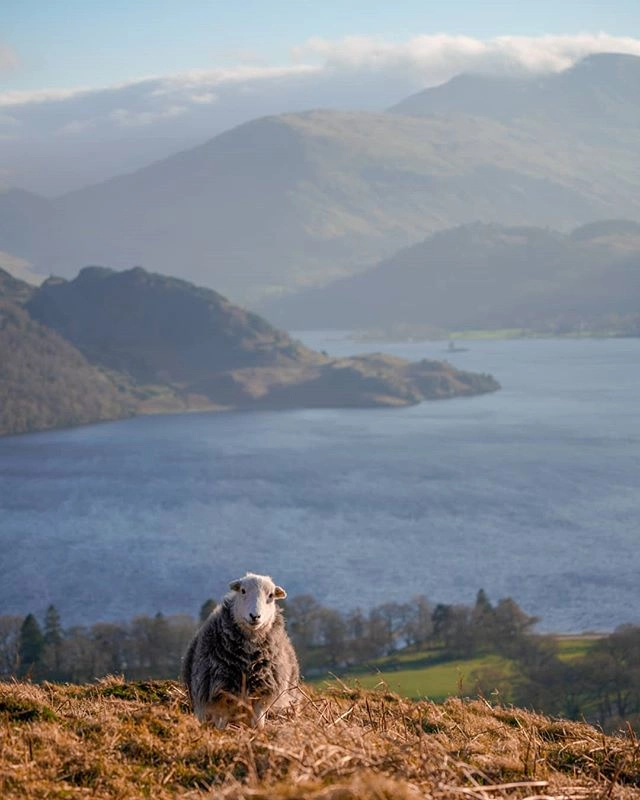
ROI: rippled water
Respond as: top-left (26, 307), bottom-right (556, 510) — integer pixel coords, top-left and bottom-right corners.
top-left (1, 335), bottom-right (639, 632)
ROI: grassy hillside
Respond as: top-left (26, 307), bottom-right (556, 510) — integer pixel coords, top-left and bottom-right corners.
top-left (2, 678), bottom-right (639, 799)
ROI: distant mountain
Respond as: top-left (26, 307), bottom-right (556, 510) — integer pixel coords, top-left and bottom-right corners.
top-left (2, 54), bottom-right (640, 307)
top-left (0, 265), bottom-right (497, 436)
top-left (389, 53), bottom-right (640, 128)
top-left (262, 220), bottom-right (640, 333)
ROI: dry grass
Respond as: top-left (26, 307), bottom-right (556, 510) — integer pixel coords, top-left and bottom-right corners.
top-left (1, 678), bottom-right (639, 800)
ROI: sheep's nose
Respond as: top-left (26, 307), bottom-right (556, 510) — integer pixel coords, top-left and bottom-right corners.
top-left (249, 613), bottom-right (261, 622)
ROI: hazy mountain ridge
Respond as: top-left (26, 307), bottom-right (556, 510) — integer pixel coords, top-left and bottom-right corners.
top-left (1, 54), bottom-right (639, 306)
top-left (263, 220), bottom-right (640, 332)
top-left (389, 52), bottom-right (640, 127)
top-left (0, 265), bottom-right (498, 436)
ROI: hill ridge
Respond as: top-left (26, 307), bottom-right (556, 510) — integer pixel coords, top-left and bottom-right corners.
top-left (2, 678), bottom-right (639, 799)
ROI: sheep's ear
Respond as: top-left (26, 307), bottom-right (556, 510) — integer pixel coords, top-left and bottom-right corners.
top-left (229, 579), bottom-right (242, 592)
top-left (274, 585), bottom-right (287, 600)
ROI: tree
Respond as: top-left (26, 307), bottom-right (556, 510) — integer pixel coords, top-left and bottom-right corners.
top-left (285, 595), bottom-right (322, 661)
top-left (129, 613), bottom-right (171, 677)
top-left (345, 609), bottom-right (373, 662)
top-left (0, 615), bottom-right (23, 677)
top-left (578, 625), bottom-right (640, 724)
top-left (90, 622), bottom-right (129, 677)
top-left (59, 626), bottom-right (94, 683)
top-left (18, 614), bottom-right (44, 677)
top-left (366, 602), bottom-right (412, 655)
top-left (471, 589), bottom-right (496, 652)
top-left (44, 605), bottom-right (63, 646)
top-left (432, 604), bottom-right (475, 658)
top-left (42, 605), bottom-right (64, 678)
top-left (316, 608), bottom-right (348, 667)
top-left (404, 595), bottom-right (433, 649)
top-left (492, 598), bottom-right (539, 658)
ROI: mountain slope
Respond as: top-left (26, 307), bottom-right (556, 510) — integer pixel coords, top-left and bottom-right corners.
top-left (262, 221), bottom-right (640, 332)
top-left (26, 265), bottom-right (316, 383)
top-left (0, 300), bottom-right (133, 436)
top-left (2, 55), bottom-right (640, 306)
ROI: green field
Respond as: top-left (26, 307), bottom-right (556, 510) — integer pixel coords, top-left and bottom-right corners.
top-left (312, 637), bottom-right (599, 702)
top-left (553, 634), bottom-right (602, 660)
top-left (328, 654), bottom-right (509, 701)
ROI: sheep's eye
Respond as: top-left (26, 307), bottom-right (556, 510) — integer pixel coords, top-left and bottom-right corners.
top-left (241, 588), bottom-right (246, 595)
top-left (268, 593), bottom-right (274, 600)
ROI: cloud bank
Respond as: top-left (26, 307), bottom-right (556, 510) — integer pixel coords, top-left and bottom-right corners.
top-left (2, 32), bottom-right (639, 195)
top-left (295, 32), bottom-right (640, 77)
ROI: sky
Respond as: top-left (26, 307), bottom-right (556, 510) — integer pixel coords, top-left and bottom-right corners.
top-left (2, 1), bottom-right (640, 195)
top-left (4, 0), bottom-right (640, 91)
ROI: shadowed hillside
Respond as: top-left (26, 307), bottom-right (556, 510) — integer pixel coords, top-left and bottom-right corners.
top-left (1, 679), bottom-right (639, 799)
top-left (263, 220), bottom-right (640, 332)
top-left (26, 265), bottom-right (317, 381)
top-left (0, 299), bottom-right (134, 437)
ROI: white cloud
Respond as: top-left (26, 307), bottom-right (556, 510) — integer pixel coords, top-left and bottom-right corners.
top-left (151, 63), bottom-right (319, 92)
top-left (295, 32), bottom-right (640, 84)
top-left (0, 64), bottom-right (320, 111)
top-left (1, 32), bottom-right (638, 112)
top-left (109, 104), bottom-right (187, 128)
top-left (188, 92), bottom-right (218, 105)
top-left (0, 86), bottom-right (97, 106)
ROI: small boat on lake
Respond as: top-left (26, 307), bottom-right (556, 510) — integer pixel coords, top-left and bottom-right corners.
top-left (446, 340), bottom-right (469, 353)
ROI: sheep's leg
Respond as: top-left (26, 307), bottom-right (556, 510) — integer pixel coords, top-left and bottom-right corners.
top-left (252, 702), bottom-right (267, 728)
top-left (212, 714), bottom-right (228, 730)
top-left (200, 700), bottom-right (230, 729)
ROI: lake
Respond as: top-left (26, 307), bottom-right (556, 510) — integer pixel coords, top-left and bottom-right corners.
top-left (1, 335), bottom-right (639, 633)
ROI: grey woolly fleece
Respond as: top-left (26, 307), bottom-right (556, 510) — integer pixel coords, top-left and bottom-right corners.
top-left (182, 596), bottom-right (299, 715)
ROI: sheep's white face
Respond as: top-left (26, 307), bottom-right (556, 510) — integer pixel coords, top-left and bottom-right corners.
top-left (229, 573), bottom-right (286, 633)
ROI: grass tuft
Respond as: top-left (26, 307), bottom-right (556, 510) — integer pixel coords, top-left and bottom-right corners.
top-left (0, 695), bottom-right (57, 723)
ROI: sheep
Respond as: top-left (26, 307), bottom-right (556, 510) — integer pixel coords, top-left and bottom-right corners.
top-left (182, 572), bottom-right (300, 728)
